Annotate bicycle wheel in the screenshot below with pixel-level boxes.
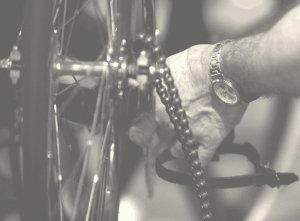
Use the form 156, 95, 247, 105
19, 0, 130, 220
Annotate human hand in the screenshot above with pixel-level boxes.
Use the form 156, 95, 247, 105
129, 44, 247, 168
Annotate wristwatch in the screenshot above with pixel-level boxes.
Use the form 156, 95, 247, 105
209, 40, 241, 105
209, 40, 259, 104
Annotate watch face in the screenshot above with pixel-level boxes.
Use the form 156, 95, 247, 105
212, 79, 240, 105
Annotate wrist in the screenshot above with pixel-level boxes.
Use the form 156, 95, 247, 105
221, 40, 260, 102
185, 44, 215, 98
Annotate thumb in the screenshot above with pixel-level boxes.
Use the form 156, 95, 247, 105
169, 140, 216, 167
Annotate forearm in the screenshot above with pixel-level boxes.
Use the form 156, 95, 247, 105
222, 5, 300, 97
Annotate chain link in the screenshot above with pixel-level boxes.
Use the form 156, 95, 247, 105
137, 35, 214, 220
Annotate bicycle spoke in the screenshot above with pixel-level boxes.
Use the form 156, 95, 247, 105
83, 69, 112, 221
52, 0, 63, 25
85, 118, 113, 221
64, 0, 83, 56
54, 104, 64, 221
53, 0, 96, 56
49, 65, 113, 221
55, 75, 93, 97
60, 0, 69, 55
56, 0, 94, 32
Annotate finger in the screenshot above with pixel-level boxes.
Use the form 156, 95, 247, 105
170, 141, 185, 159
129, 112, 158, 148
143, 133, 176, 198
143, 135, 160, 198
197, 144, 217, 167
188, 108, 227, 167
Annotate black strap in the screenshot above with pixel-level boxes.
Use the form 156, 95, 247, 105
155, 132, 299, 189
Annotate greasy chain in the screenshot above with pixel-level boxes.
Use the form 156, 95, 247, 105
138, 34, 214, 220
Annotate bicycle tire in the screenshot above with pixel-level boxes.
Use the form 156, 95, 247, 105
20, 0, 52, 220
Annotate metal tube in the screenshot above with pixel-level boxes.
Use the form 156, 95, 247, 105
52, 59, 109, 77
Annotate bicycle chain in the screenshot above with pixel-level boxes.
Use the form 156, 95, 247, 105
138, 35, 214, 220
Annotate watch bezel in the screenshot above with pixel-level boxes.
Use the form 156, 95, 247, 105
211, 77, 240, 105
